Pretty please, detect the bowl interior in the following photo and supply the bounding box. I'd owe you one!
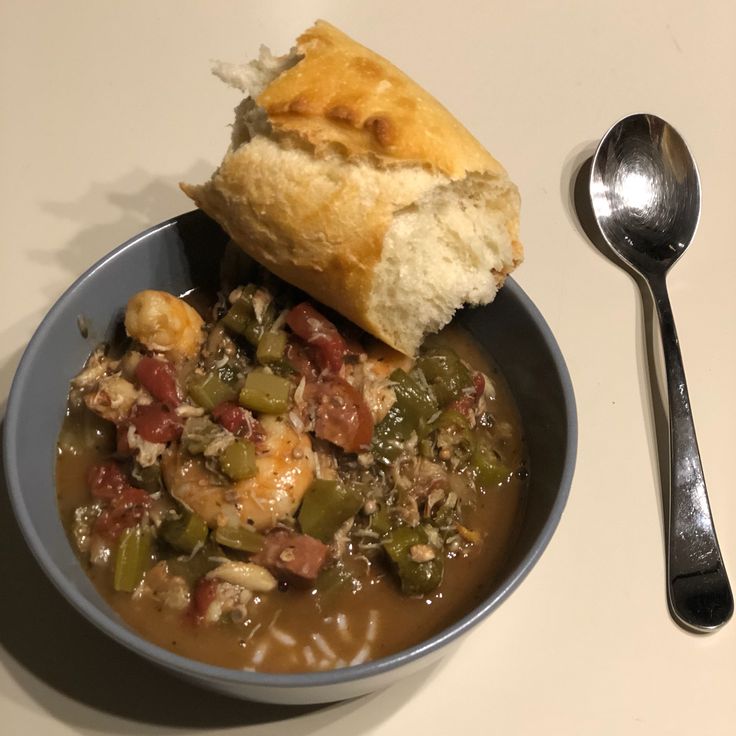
[3,210,575,695]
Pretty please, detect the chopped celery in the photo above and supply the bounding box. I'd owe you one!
[238,370,291,414]
[382,526,443,596]
[298,479,363,542]
[218,439,257,481]
[113,525,153,592]
[390,368,438,425]
[188,371,238,410]
[160,511,209,554]
[256,331,287,364]
[214,525,265,553]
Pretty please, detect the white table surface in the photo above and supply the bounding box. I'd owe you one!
[1,1,735,733]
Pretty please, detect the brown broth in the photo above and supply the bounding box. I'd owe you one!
[56,325,527,672]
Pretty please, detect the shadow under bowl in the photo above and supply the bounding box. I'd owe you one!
[3,210,576,704]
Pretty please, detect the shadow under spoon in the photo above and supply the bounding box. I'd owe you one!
[589,113,733,632]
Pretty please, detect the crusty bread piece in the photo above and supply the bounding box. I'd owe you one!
[181,20,522,355]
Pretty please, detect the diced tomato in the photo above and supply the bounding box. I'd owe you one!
[286,303,347,373]
[93,486,151,539]
[305,377,374,453]
[131,403,182,443]
[211,401,264,441]
[135,356,181,407]
[252,529,330,582]
[87,461,128,500]
[449,372,486,415]
[190,578,219,623]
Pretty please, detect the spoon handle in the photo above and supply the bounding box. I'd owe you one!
[648,273,733,631]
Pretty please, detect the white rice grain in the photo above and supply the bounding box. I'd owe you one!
[270,627,297,647]
[244,623,262,643]
[366,611,379,643]
[303,646,316,667]
[251,643,269,666]
[311,633,336,660]
[350,646,370,666]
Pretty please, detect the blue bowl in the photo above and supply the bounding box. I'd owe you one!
[3,210,576,703]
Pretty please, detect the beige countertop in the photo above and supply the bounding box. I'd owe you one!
[1,1,734,733]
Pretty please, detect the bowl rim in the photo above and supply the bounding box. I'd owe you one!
[3,211,577,688]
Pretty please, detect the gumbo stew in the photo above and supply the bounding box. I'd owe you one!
[56,264,527,672]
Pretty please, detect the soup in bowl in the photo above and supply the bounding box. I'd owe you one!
[4,210,576,703]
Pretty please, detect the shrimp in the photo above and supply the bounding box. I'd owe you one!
[125,290,204,360]
[161,416,315,531]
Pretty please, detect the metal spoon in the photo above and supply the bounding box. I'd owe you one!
[589,113,733,632]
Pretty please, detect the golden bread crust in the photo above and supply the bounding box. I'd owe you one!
[257,21,505,179]
[181,20,523,354]
[180,139,441,345]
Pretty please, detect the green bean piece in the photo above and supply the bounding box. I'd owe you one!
[417,347,472,406]
[471,434,511,489]
[113,525,153,592]
[419,438,435,458]
[267,358,297,378]
[222,286,276,347]
[216,361,240,387]
[314,563,356,608]
[370,504,394,537]
[256,331,287,365]
[166,537,223,583]
[433,408,471,433]
[160,510,209,554]
[372,404,414,464]
[218,439,257,481]
[390,368,438,425]
[221,285,256,334]
[238,370,291,414]
[433,409,475,459]
[298,479,364,542]
[382,526,443,596]
[315,563,354,593]
[132,462,163,493]
[431,501,456,528]
[222,298,251,335]
[214,525,265,553]
[188,371,238,410]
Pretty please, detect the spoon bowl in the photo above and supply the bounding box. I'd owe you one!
[590,114,701,273]
[590,113,733,633]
